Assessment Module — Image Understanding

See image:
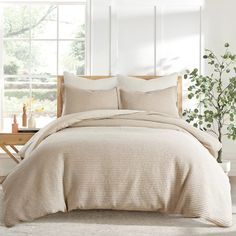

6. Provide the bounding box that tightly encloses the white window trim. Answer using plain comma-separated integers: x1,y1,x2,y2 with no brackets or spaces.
0,1,90,131
0,1,86,5
0,7,4,130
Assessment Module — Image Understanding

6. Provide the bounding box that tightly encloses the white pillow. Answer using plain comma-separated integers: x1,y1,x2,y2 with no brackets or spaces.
118,74,178,92
63,71,118,90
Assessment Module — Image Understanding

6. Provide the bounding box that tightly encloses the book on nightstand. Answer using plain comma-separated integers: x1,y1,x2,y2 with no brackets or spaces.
18,128,40,133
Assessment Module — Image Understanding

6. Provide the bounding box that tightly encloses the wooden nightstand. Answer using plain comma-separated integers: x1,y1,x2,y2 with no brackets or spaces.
0,133,35,163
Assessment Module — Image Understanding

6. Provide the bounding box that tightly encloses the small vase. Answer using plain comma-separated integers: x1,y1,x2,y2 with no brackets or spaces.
22,104,27,127
12,114,19,133
28,114,36,129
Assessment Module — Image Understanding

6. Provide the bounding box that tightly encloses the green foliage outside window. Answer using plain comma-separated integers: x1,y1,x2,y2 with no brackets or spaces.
3,4,85,118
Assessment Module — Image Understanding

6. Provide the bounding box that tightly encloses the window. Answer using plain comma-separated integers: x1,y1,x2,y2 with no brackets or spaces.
0,1,87,130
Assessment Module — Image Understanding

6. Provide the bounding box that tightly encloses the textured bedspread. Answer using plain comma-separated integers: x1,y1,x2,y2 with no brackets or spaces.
2,110,232,227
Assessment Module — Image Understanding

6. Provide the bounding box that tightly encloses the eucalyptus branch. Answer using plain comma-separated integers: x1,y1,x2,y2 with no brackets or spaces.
183,43,236,162
209,93,218,105
205,49,221,65
220,83,231,95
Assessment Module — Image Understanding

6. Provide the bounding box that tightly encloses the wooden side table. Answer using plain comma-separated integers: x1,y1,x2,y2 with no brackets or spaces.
0,133,35,163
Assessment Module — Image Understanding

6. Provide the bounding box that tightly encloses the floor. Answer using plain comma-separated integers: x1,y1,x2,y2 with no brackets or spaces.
0,178,236,236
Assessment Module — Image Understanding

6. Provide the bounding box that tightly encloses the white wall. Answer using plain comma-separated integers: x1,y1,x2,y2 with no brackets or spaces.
90,0,236,174
203,0,236,55
90,0,202,76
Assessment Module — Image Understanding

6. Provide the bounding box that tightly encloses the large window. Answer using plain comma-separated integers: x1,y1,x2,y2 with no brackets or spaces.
0,1,86,130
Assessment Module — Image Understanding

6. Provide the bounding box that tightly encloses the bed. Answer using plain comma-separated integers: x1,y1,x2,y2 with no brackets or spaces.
2,74,232,227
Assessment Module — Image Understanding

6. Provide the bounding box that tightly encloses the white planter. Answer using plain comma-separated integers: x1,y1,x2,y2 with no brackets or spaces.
219,160,231,175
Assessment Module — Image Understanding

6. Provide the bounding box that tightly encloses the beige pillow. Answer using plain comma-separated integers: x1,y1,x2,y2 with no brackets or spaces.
62,86,119,115
119,86,179,117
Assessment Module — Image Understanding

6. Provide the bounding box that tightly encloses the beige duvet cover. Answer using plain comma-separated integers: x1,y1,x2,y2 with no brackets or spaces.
2,110,232,227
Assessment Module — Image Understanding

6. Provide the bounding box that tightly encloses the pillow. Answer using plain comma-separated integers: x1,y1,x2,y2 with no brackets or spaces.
62,86,119,115
119,86,179,117
64,71,117,90
118,74,177,92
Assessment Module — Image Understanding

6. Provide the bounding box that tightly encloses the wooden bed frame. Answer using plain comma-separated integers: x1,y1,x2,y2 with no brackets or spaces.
57,75,183,118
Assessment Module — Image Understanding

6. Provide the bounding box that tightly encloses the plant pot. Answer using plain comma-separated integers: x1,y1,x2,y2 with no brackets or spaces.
219,160,231,175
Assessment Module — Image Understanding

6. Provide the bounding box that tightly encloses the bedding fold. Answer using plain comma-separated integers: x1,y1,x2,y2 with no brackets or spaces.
19,110,221,159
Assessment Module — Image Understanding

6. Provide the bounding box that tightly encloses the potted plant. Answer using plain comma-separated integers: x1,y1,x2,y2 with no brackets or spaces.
183,43,236,174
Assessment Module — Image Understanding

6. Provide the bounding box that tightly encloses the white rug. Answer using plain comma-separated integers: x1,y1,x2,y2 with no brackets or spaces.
0,179,236,236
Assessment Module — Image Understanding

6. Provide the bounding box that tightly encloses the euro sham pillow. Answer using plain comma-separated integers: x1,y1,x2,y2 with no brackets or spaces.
62,86,119,115
64,71,117,90
118,74,177,92
119,86,179,117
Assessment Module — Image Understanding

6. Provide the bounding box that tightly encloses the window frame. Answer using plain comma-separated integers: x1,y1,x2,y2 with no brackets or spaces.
0,1,90,130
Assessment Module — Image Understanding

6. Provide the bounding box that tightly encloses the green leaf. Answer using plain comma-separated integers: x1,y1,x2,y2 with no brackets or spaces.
209,53,214,58
188,94,193,99
185,43,236,137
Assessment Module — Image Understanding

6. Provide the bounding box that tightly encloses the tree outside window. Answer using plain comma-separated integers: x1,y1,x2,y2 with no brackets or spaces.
1,3,86,130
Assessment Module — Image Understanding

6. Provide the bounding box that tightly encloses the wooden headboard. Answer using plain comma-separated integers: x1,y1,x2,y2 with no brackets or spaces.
57,75,183,117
